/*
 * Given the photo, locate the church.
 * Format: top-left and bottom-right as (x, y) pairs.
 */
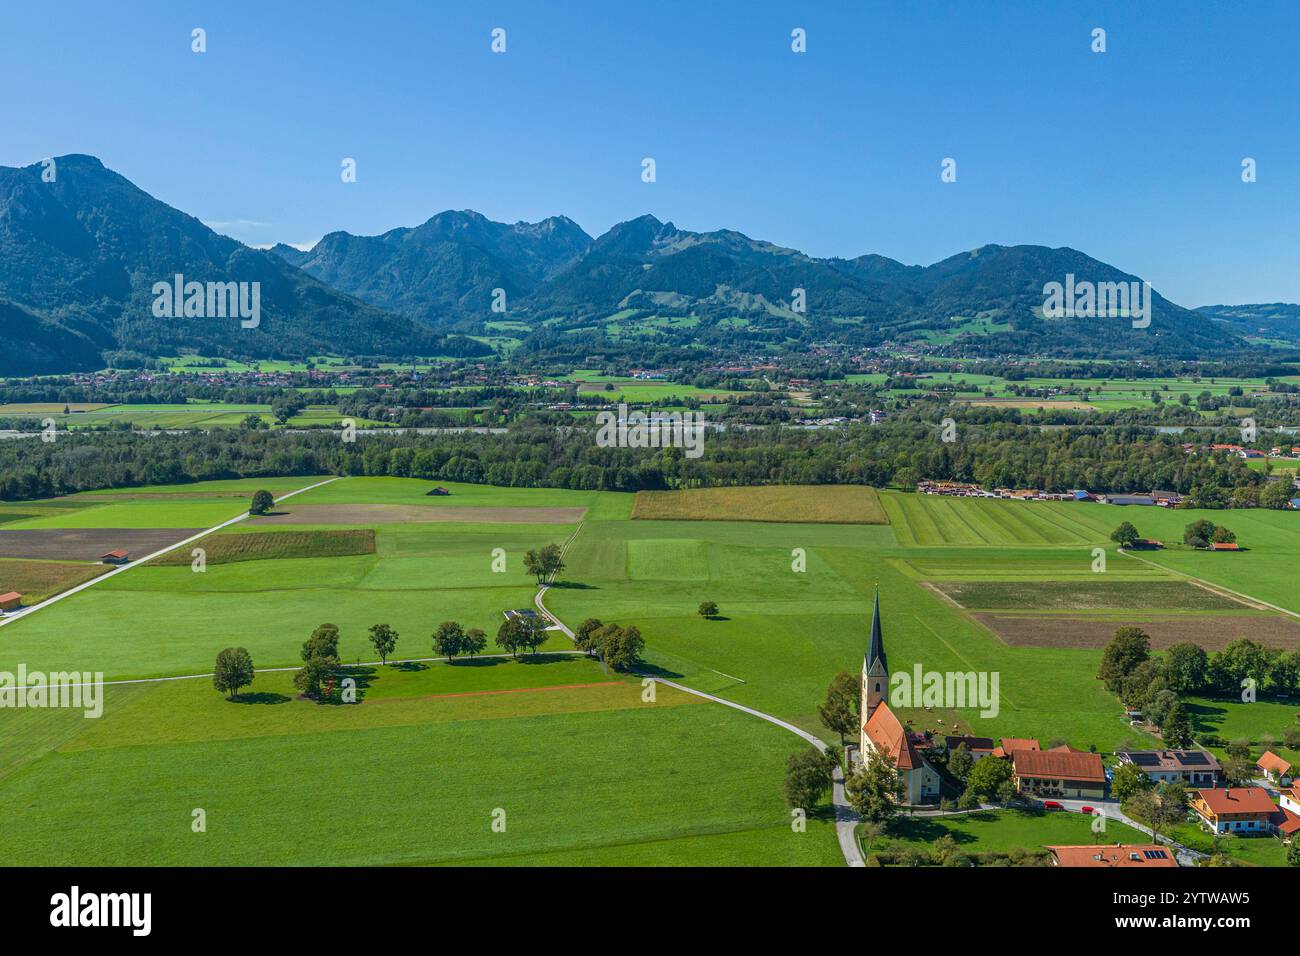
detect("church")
(860, 590), (942, 805)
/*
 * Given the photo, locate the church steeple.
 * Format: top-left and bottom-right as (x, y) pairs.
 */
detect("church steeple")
(865, 587), (886, 675)
(862, 587), (888, 718)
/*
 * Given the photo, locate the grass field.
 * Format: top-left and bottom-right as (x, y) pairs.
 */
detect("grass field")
(867, 807), (1151, 861)
(881, 492), (1108, 546)
(632, 485), (886, 524)
(12, 475), (1300, 866)
(0, 656), (840, 866)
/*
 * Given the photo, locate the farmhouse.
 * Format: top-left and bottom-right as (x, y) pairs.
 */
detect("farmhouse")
(992, 737), (1040, 759)
(1257, 750), (1292, 785)
(1011, 749), (1106, 800)
(1210, 542), (1242, 552)
(860, 591), (941, 805)
(1045, 845), (1177, 868)
(100, 549), (130, 565)
(1190, 788), (1277, 834)
(0, 591), (21, 611)
(945, 735), (996, 761)
(1116, 749), (1223, 788)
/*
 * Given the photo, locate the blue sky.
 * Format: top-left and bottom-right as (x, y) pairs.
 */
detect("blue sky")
(2, 0), (1297, 306)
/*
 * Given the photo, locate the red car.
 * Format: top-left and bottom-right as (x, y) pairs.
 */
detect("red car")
(1042, 800), (1064, 810)
(1079, 805), (1096, 815)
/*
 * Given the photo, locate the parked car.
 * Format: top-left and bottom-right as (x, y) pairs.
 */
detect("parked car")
(1079, 805), (1096, 815)
(1042, 800), (1063, 810)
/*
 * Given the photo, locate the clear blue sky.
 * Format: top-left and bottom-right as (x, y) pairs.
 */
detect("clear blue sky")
(2, 0), (1297, 306)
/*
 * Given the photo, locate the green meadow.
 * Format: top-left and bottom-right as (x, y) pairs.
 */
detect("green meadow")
(0, 659), (837, 866)
(9, 476), (1300, 865)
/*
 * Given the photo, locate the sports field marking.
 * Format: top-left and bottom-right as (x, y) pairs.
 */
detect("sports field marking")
(0, 477), (341, 630)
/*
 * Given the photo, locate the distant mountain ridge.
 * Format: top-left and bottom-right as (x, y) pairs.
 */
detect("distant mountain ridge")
(277, 210), (1243, 358)
(271, 209), (591, 325)
(0, 155), (489, 371)
(0, 154), (1263, 372)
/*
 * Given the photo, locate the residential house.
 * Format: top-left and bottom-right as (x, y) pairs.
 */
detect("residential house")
(945, 736), (996, 762)
(1116, 750), (1224, 788)
(1257, 750), (1292, 785)
(1190, 788), (1277, 834)
(1045, 845), (1177, 868)
(1012, 749), (1107, 800)
(992, 737), (1040, 759)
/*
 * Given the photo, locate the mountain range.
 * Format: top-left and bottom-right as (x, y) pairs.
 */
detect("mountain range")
(0, 155), (1285, 373)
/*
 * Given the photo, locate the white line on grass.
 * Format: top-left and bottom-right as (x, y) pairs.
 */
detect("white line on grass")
(0, 476), (342, 630)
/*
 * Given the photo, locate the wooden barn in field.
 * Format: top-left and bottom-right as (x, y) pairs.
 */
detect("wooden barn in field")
(426, 487), (451, 497)
(100, 549), (130, 565)
(0, 591), (22, 611)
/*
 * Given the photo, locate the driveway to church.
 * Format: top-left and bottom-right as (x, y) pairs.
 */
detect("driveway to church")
(534, 582), (866, 867)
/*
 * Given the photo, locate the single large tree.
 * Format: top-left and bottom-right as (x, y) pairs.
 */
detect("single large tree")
(1110, 521), (1140, 548)
(249, 489), (275, 515)
(1098, 626), (1151, 694)
(698, 601), (719, 619)
(523, 543), (565, 585)
(294, 652), (337, 701)
(817, 671), (860, 746)
(964, 751), (1014, 803)
(496, 617), (530, 659)
(846, 749), (904, 824)
(1183, 518), (1216, 548)
(603, 624), (644, 671)
(367, 624), (398, 665)
(1164, 643), (1208, 695)
(213, 647), (255, 700)
(463, 628), (487, 658)
(947, 743), (974, 783)
(783, 748), (834, 810)
(1111, 761), (1153, 804)
(302, 623), (340, 662)
(1161, 700), (1194, 748)
(574, 617), (604, 657)
(433, 620), (466, 661)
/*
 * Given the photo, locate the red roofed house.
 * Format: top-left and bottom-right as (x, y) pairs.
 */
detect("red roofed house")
(1210, 542), (1241, 552)
(1257, 750), (1293, 786)
(1012, 749), (1106, 800)
(860, 591), (941, 805)
(0, 591), (21, 611)
(992, 737), (1040, 759)
(100, 549), (130, 565)
(1046, 845), (1177, 868)
(1190, 788), (1277, 834)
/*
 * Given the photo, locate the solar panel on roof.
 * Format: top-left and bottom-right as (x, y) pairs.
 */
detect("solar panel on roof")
(1130, 753), (1159, 766)
(1180, 753), (1208, 765)
(1142, 849), (1168, 859)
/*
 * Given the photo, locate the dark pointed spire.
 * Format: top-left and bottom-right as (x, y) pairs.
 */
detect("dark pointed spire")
(865, 587), (887, 674)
